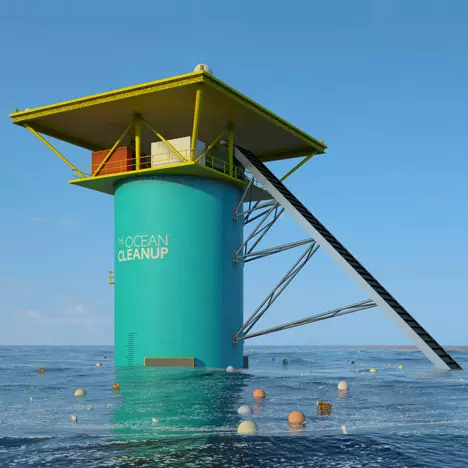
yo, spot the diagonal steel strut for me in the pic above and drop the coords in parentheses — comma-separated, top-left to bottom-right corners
(235, 242, 319, 341)
(235, 300, 377, 341)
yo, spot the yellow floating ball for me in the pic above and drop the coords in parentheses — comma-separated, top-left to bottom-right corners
(288, 410, 306, 425)
(398, 365, 404, 369)
(253, 388, 266, 399)
(369, 368, 377, 373)
(96, 362, 102, 367)
(74, 388, 86, 397)
(237, 420, 257, 435)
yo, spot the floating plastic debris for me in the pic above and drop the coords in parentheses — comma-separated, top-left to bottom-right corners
(152, 417, 159, 424)
(341, 425, 348, 434)
(96, 362, 102, 367)
(316, 401, 332, 416)
(369, 368, 377, 373)
(38, 368, 45, 374)
(112, 383, 120, 391)
(71, 415, 78, 423)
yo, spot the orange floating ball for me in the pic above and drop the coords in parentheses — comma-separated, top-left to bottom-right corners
(253, 388, 266, 399)
(112, 383, 120, 391)
(38, 368, 45, 375)
(288, 410, 306, 425)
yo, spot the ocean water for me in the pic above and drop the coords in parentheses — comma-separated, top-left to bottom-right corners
(0, 346, 467, 467)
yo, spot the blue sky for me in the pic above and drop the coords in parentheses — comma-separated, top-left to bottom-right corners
(0, 1, 467, 346)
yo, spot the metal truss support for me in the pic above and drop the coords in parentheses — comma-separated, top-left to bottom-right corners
(235, 300, 377, 341)
(236, 238, 314, 263)
(234, 241, 319, 341)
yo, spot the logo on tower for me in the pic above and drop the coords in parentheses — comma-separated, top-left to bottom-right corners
(117, 234, 169, 262)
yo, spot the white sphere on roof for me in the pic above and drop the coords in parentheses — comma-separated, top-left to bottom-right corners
(194, 64, 212, 74)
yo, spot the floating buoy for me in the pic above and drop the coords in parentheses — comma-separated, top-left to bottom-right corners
(237, 420, 257, 435)
(316, 401, 332, 416)
(369, 368, 377, 373)
(74, 388, 86, 397)
(237, 405, 251, 416)
(104, 356, 108, 359)
(152, 417, 159, 424)
(38, 368, 45, 374)
(112, 383, 120, 391)
(71, 415, 78, 423)
(388, 363, 393, 367)
(398, 365, 404, 369)
(253, 388, 266, 399)
(288, 410, 306, 426)
(337, 381, 349, 391)
(251, 348, 255, 353)
(96, 362, 102, 367)
(226, 365, 234, 373)
(341, 425, 348, 434)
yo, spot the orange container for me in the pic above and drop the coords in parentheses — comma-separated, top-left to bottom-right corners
(92, 146, 134, 175)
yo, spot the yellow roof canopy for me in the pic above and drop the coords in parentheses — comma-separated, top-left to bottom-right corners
(10, 70, 326, 162)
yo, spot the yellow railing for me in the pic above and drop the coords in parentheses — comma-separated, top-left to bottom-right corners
(71, 149, 254, 185)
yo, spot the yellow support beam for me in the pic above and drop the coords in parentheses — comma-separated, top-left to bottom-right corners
(141, 117, 188, 162)
(280, 154, 314, 182)
(191, 85, 204, 161)
(134, 115, 141, 171)
(227, 125, 234, 176)
(195, 127, 227, 163)
(24, 125, 85, 178)
(93, 121, 133, 177)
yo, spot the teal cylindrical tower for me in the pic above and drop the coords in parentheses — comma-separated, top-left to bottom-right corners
(114, 175, 243, 368)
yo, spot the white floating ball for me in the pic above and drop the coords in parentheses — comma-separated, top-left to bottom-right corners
(96, 362, 102, 367)
(237, 405, 251, 416)
(152, 417, 160, 424)
(226, 366, 235, 373)
(338, 381, 349, 391)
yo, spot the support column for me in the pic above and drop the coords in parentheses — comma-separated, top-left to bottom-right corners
(134, 115, 141, 170)
(191, 86, 204, 161)
(228, 125, 234, 176)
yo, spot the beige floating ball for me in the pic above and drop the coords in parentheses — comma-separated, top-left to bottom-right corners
(237, 420, 257, 435)
(237, 405, 251, 416)
(226, 366, 234, 373)
(152, 417, 160, 424)
(253, 388, 266, 399)
(369, 368, 377, 373)
(398, 365, 404, 369)
(74, 388, 86, 397)
(288, 410, 306, 425)
(71, 415, 78, 423)
(96, 362, 102, 367)
(337, 381, 349, 391)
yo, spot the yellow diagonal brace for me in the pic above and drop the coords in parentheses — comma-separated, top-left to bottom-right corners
(141, 117, 188, 162)
(93, 120, 133, 177)
(195, 127, 227, 163)
(280, 154, 314, 182)
(24, 125, 85, 178)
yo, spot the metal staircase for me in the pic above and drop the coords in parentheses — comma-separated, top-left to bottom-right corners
(235, 146, 461, 371)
